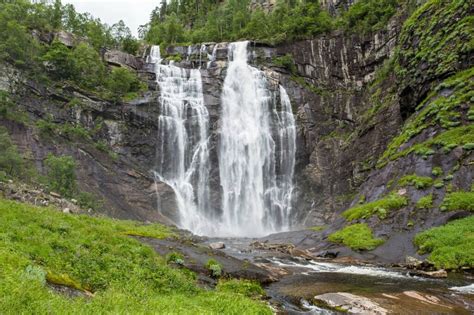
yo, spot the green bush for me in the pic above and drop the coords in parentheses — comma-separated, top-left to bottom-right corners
(441, 192, 474, 212)
(342, 194, 408, 221)
(76, 191, 102, 211)
(107, 67, 142, 100)
(70, 43, 105, 89)
(273, 54, 296, 74)
(44, 154, 77, 198)
(0, 127, 25, 179)
(328, 223, 384, 251)
(205, 259, 223, 278)
(414, 216, 474, 269)
(42, 40, 74, 80)
(166, 252, 185, 265)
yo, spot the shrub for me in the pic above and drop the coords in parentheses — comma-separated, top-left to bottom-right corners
(431, 167, 443, 176)
(328, 223, 384, 251)
(42, 40, 74, 80)
(0, 127, 24, 179)
(76, 191, 102, 211)
(107, 67, 142, 100)
(342, 194, 407, 221)
(441, 192, 474, 212)
(166, 252, 185, 265)
(273, 54, 296, 74)
(205, 259, 222, 278)
(70, 43, 105, 89)
(414, 216, 474, 269)
(44, 154, 77, 197)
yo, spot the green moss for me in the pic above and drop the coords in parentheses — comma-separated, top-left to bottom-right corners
(414, 216, 474, 269)
(441, 192, 474, 211)
(0, 199, 270, 314)
(416, 194, 433, 209)
(377, 68, 474, 167)
(342, 194, 408, 221)
(328, 223, 384, 251)
(398, 174, 434, 189)
(432, 167, 443, 176)
(310, 226, 327, 232)
(217, 279, 265, 299)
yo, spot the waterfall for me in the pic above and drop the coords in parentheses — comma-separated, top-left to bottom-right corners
(149, 46, 213, 235)
(218, 41, 296, 236)
(149, 42, 296, 237)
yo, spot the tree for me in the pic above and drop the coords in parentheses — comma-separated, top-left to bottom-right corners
(42, 40, 73, 80)
(0, 127, 24, 179)
(107, 67, 142, 100)
(44, 154, 77, 197)
(70, 43, 105, 89)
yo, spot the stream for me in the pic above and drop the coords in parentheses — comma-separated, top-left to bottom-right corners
(208, 238, 474, 314)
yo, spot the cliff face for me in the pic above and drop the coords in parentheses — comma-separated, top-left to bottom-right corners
(1, 1, 472, 260)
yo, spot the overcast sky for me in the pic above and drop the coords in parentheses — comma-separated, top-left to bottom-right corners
(63, 0, 159, 37)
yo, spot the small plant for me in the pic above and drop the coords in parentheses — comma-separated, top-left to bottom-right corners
(431, 167, 443, 176)
(205, 259, 222, 278)
(273, 54, 296, 74)
(416, 194, 433, 209)
(24, 265, 47, 285)
(166, 252, 185, 265)
(77, 192, 103, 211)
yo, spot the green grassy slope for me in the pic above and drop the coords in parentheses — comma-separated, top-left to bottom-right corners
(0, 199, 270, 314)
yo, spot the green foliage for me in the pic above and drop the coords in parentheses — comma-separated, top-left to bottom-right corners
(328, 223, 385, 251)
(0, 199, 270, 313)
(273, 54, 296, 74)
(431, 167, 443, 177)
(441, 192, 474, 212)
(205, 259, 223, 278)
(396, 0, 472, 89)
(44, 154, 77, 198)
(378, 68, 474, 167)
(416, 194, 433, 209)
(42, 41, 74, 80)
(398, 174, 434, 189)
(70, 43, 105, 89)
(166, 252, 185, 265)
(414, 216, 474, 269)
(342, 194, 408, 221)
(76, 191, 103, 211)
(217, 279, 265, 299)
(337, 0, 398, 34)
(107, 67, 142, 100)
(0, 127, 25, 179)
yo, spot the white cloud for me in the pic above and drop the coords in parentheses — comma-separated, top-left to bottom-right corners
(62, 0, 159, 37)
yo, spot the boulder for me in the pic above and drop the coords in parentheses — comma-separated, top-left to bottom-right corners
(408, 269, 448, 279)
(104, 49, 142, 70)
(314, 292, 388, 315)
(405, 256, 423, 268)
(209, 242, 225, 250)
(54, 31, 76, 48)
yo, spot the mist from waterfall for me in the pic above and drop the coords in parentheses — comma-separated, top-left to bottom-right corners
(149, 42, 296, 237)
(149, 46, 213, 235)
(219, 41, 296, 236)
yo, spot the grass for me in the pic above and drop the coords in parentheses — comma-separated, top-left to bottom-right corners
(217, 279, 266, 299)
(342, 194, 408, 221)
(0, 199, 271, 314)
(414, 216, 474, 269)
(328, 223, 385, 251)
(398, 174, 434, 189)
(416, 194, 433, 209)
(441, 192, 474, 212)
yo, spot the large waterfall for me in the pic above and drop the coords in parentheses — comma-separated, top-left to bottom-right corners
(149, 42, 296, 237)
(219, 41, 296, 236)
(149, 46, 213, 235)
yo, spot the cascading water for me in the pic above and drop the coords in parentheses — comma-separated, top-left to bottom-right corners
(149, 42, 296, 237)
(218, 41, 296, 236)
(149, 46, 213, 235)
